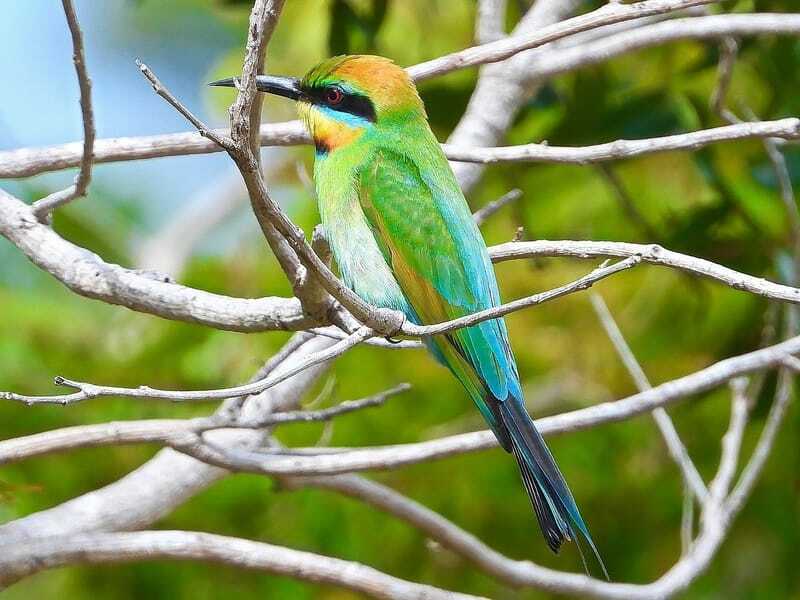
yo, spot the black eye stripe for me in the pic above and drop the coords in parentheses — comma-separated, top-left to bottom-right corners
(304, 85, 376, 123)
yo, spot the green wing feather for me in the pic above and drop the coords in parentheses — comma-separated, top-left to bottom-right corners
(356, 147, 519, 440)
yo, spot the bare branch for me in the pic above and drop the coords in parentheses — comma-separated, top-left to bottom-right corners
(490, 240, 800, 304)
(6, 14, 800, 180)
(707, 378, 749, 502)
(526, 13, 800, 91)
(589, 293, 709, 503)
(725, 369, 794, 516)
(136, 60, 231, 149)
(0, 121, 307, 179)
(408, 0, 716, 81)
(709, 37, 738, 120)
(30, 0, 95, 221)
(182, 332, 800, 478)
(6, 114, 795, 180)
(680, 485, 695, 555)
(0, 530, 484, 600)
(1, 327, 372, 405)
(0, 190, 313, 332)
(226, 383, 410, 429)
(0, 384, 410, 465)
(402, 256, 640, 337)
(473, 188, 523, 226)
(443, 118, 800, 164)
(309, 326, 423, 349)
(475, 0, 507, 44)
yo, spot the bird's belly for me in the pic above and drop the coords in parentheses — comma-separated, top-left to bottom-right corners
(321, 201, 412, 316)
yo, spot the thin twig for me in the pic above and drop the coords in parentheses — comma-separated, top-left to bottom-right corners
(707, 377, 749, 503)
(473, 188, 523, 226)
(725, 366, 794, 516)
(135, 60, 232, 149)
(589, 293, 709, 502)
(402, 256, 640, 337)
(31, 0, 95, 221)
(1, 327, 372, 405)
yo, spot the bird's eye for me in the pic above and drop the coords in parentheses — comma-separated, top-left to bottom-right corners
(325, 87, 344, 105)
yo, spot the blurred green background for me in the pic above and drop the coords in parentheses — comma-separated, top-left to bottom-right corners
(1, 0, 799, 598)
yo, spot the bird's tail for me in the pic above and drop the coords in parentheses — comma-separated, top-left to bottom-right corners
(498, 395, 608, 579)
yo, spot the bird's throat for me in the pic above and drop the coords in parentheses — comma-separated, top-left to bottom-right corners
(299, 103, 365, 156)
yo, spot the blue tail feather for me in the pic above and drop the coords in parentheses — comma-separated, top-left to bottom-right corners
(498, 395, 608, 579)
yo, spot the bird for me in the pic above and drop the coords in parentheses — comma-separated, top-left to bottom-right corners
(211, 55, 606, 575)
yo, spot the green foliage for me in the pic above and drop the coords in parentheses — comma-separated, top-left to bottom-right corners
(328, 0, 388, 55)
(2, 1, 799, 599)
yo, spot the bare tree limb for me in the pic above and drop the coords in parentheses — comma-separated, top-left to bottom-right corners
(0, 122, 307, 178)
(30, 0, 95, 221)
(490, 240, 800, 304)
(442, 118, 800, 164)
(0, 334, 337, 544)
(725, 367, 794, 516)
(6, 115, 798, 180)
(408, 0, 717, 81)
(0, 384, 410, 465)
(0, 530, 485, 600)
(0, 189, 314, 332)
(707, 377, 749, 502)
(475, 0, 507, 44)
(6, 13, 800, 180)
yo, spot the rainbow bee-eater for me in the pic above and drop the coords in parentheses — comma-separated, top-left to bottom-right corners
(212, 55, 605, 573)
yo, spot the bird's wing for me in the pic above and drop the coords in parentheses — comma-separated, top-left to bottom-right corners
(357, 147, 520, 433)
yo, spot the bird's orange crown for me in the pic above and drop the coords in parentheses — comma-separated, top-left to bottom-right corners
(297, 55, 425, 154)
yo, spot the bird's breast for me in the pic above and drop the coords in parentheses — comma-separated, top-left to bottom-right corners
(314, 157, 412, 316)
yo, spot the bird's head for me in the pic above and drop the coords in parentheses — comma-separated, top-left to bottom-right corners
(211, 55, 425, 155)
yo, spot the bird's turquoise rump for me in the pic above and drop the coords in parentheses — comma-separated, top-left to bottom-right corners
(212, 55, 606, 575)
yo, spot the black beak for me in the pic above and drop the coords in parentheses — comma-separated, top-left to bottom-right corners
(208, 75, 302, 101)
